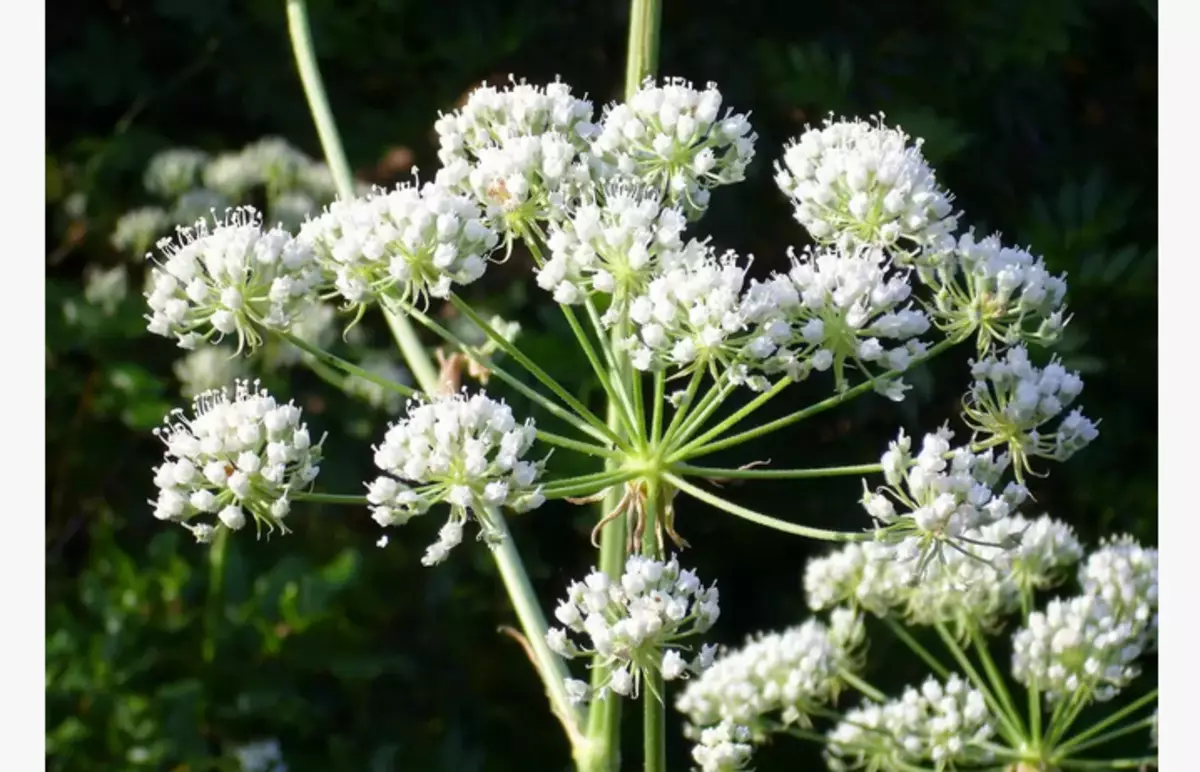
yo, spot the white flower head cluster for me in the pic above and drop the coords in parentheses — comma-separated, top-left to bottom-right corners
(1011, 594, 1145, 703)
(964, 345, 1098, 473)
(366, 391, 545, 566)
(1077, 536, 1158, 648)
(805, 515, 1082, 634)
(299, 181, 499, 311)
(863, 427, 1028, 574)
(926, 230, 1069, 351)
(150, 380, 322, 541)
(622, 245, 772, 389)
(592, 77, 756, 219)
(232, 738, 287, 772)
(775, 115, 957, 252)
(145, 148, 210, 198)
(548, 555, 720, 703)
(750, 244, 931, 397)
(677, 610, 865, 732)
(112, 206, 170, 256)
(173, 345, 248, 398)
(690, 720, 754, 772)
(202, 137, 320, 200)
(826, 674, 995, 772)
(434, 77, 597, 223)
(144, 207, 321, 351)
(535, 182, 687, 309)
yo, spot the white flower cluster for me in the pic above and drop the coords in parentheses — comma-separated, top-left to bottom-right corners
(232, 738, 287, 772)
(862, 427, 1028, 571)
(548, 555, 720, 702)
(804, 515, 1082, 634)
(925, 230, 1069, 349)
(112, 206, 171, 255)
(144, 207, 321, 351)
(1077, 535, 1158, 646)
(535, 183, 688, 308)
(690, 720, 754, 772)
(434, 77, 596, 222)
(964, 345, 1097, 471)
(775, 115, 957, 252)
(203, 137, 336, 201)
(150, 380, 322, 541)
(366, 391, 544, 566)
(676, 609, 865, 732)
(592, 77, 756, 219)
(173, 345, 247, 398)
(299, 181, 499, 308)
(145, 148, 210, 198)
(826, 674, 995, 771)
(750, 244, 931, 396)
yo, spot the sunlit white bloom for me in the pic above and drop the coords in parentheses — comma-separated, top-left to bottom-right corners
(690, 720, 754, 772)
(1077, 535, 1158, 647)
(367, 391, 544, 566)
(150, 380, 322, 540)
(549, 555, 719, 702)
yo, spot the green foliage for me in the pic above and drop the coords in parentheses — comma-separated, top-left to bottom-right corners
(47, 0, 1156, 768)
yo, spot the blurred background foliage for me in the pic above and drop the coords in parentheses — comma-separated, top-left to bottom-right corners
(46, 0, 1157, 769)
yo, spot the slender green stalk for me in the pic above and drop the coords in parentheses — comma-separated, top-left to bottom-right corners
(1055, 716, 1156, 757)
(678, 336, 964, 460)
(1045, 685, 1095, 749)
(536, 429, 622, 459)
(543, 471, 640, 501)
(486, 509, 585, 749)
(1052, 689, 1158, 756)
(1057, 757, 1158, 770)
(659, 367, 705, 448)
(673, 461, 883, 480)
(934, 623, 1025, 746)
(202, 528, 228, 664)
(650, 370, 665, 445)
(663, 473, 873, 542)
(558, 303, 640, 438)
(285, 0, 440, 394)
(882, 616, 950, 679)
(278, 330, 417, 398)
(665, 376, 737, 453)
(641, 479, 666, 772)
(291, 492, 368, 505)
(667, 377, 789, 460)
(841, 669, 887, 702)
(969, 623, 1026, 739)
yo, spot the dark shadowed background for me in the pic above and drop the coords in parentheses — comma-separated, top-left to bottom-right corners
(46, 0, 1157, 769)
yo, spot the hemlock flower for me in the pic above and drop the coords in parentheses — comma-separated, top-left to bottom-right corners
(592, 77, 756, 219)
(202, 137, 316, 199)
(547, 555, 720, 702)
(690, 720, 754, 772)
(803, 541, 907, 616)
(775, 115, 957, 253)
(366, 391, 545, 566)
(825, 674, 995, 771)
(111, 206, 170, 256)
(963, 344, 1097, 475)
(676, 611, 865, 732)
(924, 230, 1069, 352)
(434, 76, 596, 225)
(1011, 594, 1145, 704)
(1077, 535, 1158, 647)
(150, 379, 323, 540)
(534, 182, 688, 310)
(753, 244, 931, 396)
(144, 207, 322, 351)
(299, 180, 499, 313)
(144, 148, 210, 198)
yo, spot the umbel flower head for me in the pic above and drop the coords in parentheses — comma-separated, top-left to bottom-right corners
(751, 243, 931, 397)
(1077, 535, 1158, 648)
(775, 114, 958, 253)
(862, 426, 1028, 577)
(923, 230, 1069, 353)
(434, 76, 597, 225)
(690, 720, 754, 772)
(535, 181, 688, 309)
(593, 77, 756, 219)
(367, 390, 545, 566)
(676, 608, 865, 734)
(144, 207, 322, 351)
(963, 345, 1098, 476)
(547, 555, 720, 703)
(111, 206, 170, 255)
(299, 179, 499, 315)
(150, 379, 323, 541)
(825, 674, 996, 772)
(144, 147, 209, 198)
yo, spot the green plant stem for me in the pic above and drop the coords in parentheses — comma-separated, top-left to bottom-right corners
(1053, 689, 1158, 756)
(543, 471, 639, 501)
(659, 367, 705, 448)
(666, 376, 738, 454)
(678, 336, 963, 460)
(969, 622, 1026, 739)
(882, 616, 950, 678)
(668, 377, 789, 460)
(1055, 716, 1156, 757)
(840, 669, 887, 702)
(1046, 685, 1095, 749)
(641, 478, 666, 772)
(278, 330, 416, 398)
(673, 461, 882, 480)
(486, 508, 585, 749)
(291, 492, 368, 505)
(557, 303, 640, 438)
(934, 623, 1025, 747)
(285, 0, 440, 394)
(650, 370, 665, 445)
(536, 430, 622, 460)
(1057, 757, 1158, 770)
(202, 527, 228, 664)
(663, 472, 873, 542)
(623, 0, 662, 98)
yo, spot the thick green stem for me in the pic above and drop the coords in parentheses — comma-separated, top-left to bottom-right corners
(486, 510, 585, 748)
(202, 527, 228, 664)
(664, 472, 873, 542)
(624, 0, 662, 97)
